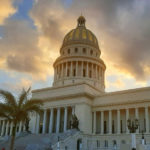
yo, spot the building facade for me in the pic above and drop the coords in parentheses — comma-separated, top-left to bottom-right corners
(0, 16, 150, 150)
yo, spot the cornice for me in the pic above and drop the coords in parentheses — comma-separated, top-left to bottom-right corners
(32, 82, 103, 94)
(96, 86, 150, 98)
(93, 98, 150, 108)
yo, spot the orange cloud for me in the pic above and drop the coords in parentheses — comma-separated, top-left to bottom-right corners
(0, 0, 17, 24)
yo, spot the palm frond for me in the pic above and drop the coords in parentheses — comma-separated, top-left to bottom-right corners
(18, 87, 31, 107)
(0, 90, 17, 107)
(23, 105, 42, 114)
(23, 99, 43, 109)
(0, 111, 11, 120)
(0, 103, 14, 114)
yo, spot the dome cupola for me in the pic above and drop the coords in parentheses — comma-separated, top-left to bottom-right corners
(61, 16, 99, 50)
(77, 15, 86, 27)
(53, 16, 106, 92)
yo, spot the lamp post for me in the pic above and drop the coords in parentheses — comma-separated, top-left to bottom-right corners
(57, 136, 60, 150)
(127, 119, 139, 150)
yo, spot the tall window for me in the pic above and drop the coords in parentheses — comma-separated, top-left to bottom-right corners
(104, 140, 108, 148)
(97, 140, 100, 148)
(121, 120, 123, 133)
(83, 69, 86, 77)
(67, 69, 70, 77)
(73, 69, 76, 76)
(144, 118, 146, 132)
(104, 121, 107, 134)
(83, 48, 86, 54)
(112, 120, 115, 134)
(68, 49, 70, 54)
(75, 48, 78, 53)
(90, 50, 93, 55)
(89, 70, 92, 78)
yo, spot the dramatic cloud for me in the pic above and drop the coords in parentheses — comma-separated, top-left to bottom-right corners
(30, 0, 150, 82)
(0, 0, 17, 24)
(0, 19, 52, 80)
(1, 0, 150, 92)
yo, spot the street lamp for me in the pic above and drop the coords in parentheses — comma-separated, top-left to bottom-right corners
(57, 136, 60, 150)
(127, 119, 139, 150)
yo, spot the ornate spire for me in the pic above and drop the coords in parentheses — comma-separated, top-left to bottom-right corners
(77, 15, 86, 27)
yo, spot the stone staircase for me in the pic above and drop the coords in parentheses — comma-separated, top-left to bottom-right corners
(0, 129, 79, 150)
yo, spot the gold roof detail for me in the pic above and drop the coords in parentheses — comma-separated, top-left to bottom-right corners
(61, 16, 100, 50)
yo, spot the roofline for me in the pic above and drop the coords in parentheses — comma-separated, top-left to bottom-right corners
(98, 86, 150, 97)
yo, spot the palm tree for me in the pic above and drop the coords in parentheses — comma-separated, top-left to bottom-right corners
(0, 87, 43, 150)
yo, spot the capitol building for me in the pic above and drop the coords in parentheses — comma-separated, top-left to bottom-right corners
(1, 16, 150, 150)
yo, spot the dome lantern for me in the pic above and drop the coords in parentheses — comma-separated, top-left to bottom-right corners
(77, 15, 86, 27)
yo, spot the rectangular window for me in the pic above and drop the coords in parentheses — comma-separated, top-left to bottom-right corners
(97, 140, 100, 148)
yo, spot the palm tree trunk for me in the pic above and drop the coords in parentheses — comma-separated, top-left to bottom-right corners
(10, 123, 16, 150)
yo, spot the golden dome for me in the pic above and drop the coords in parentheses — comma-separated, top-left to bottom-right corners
(61, 16, 99, 50)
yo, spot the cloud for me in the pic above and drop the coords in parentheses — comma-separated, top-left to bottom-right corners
(0, 78, 32, 94)
(0, 19, 52, 80)
(0, 0, 17, 24)
(1, 0, 150, 90)
(29, 0, 150, 82)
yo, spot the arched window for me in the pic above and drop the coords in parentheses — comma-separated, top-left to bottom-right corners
(68, 49, 70, 54)
(113, 140, 117, 146)
(77, 139, 82, 150)
(75, 48, 78, 53)
(83, 48, 86, 54)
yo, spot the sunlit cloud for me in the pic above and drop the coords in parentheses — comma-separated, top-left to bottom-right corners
(0, 0, 150, 92)
(0, 0, 17, 24)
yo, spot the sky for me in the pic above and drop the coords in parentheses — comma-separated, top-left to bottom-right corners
(0, 0, 150, 94)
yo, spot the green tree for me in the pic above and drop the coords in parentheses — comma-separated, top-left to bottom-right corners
(0, 87, 43, 150)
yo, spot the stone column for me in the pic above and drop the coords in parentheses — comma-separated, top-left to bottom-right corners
(42, 109, 47, 134)
(5, 121, 9, 136)
(86, 62, 88, 77)
(64, 107, 68, 132)
(1, 120, 5, 136)
(109, 110, 112, 134)
(117, 109, 120, 134)
(49, 108, 54, 133)
(76, 61, 78, 76)
(126, 109, 129, 134)
(101, 111, 104, 134)
(145, 107, 149, 133)
(72, 106, 75, 115)
(66, 62, 68, 76)
(93, 111, 96, 134)
(19, 121, 22, 133)
(36, 114, 40, 134)
(56, 108, 61, 133)
(10, 122, 13, 136)
(135, 108, 139, 133)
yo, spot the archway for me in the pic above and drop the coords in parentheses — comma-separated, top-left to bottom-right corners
(77, 139, 82, 150)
